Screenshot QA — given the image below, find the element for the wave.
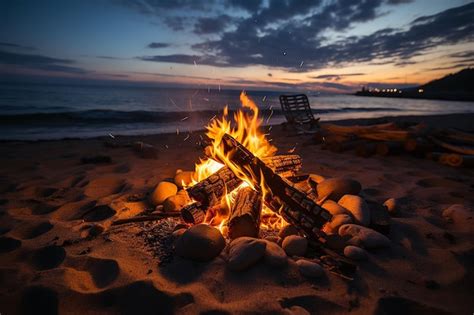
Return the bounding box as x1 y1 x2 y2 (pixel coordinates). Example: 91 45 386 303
0 107 401 125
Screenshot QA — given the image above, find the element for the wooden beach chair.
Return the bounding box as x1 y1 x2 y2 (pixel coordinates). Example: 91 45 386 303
279 94 319 134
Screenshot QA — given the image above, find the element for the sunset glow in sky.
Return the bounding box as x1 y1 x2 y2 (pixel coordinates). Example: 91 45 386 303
1 0 473 92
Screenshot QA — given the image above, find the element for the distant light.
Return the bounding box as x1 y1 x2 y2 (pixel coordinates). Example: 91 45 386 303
418 89 424 93
382 89 386 92
394 88 397 92
399 90 402 93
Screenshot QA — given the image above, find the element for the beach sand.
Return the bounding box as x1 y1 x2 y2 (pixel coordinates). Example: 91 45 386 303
0 113 473 314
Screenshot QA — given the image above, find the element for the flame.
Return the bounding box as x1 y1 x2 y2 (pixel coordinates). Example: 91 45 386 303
189 91 285 233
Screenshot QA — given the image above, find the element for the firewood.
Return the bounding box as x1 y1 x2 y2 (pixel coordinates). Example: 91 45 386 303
357 130 409 142
186 154 302 207
220 134 332 242
226 187 262 240
375 141 403 156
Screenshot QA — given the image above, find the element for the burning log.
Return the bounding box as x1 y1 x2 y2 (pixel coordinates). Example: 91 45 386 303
226 186 262 240
220 134 332 242
185 154 301 207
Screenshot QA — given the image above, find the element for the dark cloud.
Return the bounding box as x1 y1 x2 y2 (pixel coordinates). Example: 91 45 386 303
163 16 188 31
138 2 473 72
311 73 365 80
96 55 125 60
137 54 227 67
194 15 235 34
0 42 35 51
0 50 88 74
115 0 216 14
147 42 171 49
227 0 264 12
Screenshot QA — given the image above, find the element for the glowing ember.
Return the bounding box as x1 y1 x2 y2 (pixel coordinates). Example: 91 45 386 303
187 91 285 232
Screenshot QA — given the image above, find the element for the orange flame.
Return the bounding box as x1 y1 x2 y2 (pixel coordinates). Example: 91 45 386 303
189 91 285 233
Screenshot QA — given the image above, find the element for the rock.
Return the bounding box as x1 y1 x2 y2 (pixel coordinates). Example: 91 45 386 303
296 260 324 278
150 182 178 206
338 195 370 226
174 171 195 188
278 225 299 239
383 198 398 216
321 200 348 215
442 204 472 226
282 235 307 256
228 237 266 271
88 224 104 238
172 228 186 238
175 224 225 261
316 178 361 201
343 245 368 260
264 240 287 267
264 236 279 243
163 190 191 212
309 173 326 185
323 214 352 234
339 224 390 249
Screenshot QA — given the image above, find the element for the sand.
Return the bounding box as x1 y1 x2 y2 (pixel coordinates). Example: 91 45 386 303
0 113 473 314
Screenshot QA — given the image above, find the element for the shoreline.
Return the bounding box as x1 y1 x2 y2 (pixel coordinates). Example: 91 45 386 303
2 112 474 143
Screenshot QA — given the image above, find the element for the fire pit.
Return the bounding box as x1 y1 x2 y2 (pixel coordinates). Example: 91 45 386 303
139 92 393 278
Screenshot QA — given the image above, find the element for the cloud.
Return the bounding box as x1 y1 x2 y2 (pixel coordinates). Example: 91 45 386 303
311 73 365 80
0 41 35 51
147 42 171 49
0 50 88 74
136 2 473 72
194 15 235 34
227 0 264 12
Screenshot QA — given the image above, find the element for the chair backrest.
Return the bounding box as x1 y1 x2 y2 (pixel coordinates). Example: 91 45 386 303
279 94 315 124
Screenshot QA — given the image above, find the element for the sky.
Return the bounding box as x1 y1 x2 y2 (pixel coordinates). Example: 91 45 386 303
0 0 473 92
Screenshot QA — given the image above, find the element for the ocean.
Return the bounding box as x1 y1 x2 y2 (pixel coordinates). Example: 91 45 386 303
1 82 474 140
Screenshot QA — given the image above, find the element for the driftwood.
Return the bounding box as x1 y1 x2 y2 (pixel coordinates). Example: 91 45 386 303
321 122 399 135
375 141 403 156
221 134 332 241
226 187 262 240
428 152 474 168
428 136 474 155
357 130 410 142
355 141 377 157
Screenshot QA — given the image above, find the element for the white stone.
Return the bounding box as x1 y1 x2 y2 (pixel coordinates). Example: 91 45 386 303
175 224 225 261
296 260 324 278
338 195 370 226
316 178 361 201
264 240 287 267
339 224 390 249
282 235 307 256
150 181 178 206
343 245 368 260
228 237 266 271
322 200 349 215
383 198 398 215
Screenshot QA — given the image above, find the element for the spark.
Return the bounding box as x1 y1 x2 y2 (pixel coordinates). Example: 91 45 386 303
165 144 169 149
300 61 304 67
181 116 189 121
168 97 180 110
108 133 115 139
176 128 179 135
203 98 209 102
218 84 221 91
183 134 190 141
210 114 216 121
193 60 197 67
268 126 272 131
262 96 267 102
288 146 296 153
266 108 274 123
